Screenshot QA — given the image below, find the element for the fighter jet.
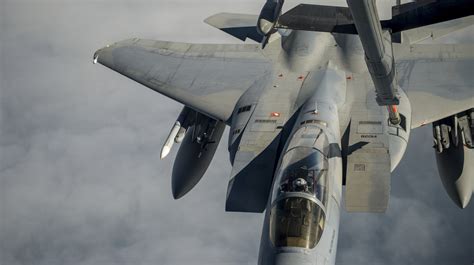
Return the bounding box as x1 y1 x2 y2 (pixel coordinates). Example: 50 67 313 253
93 0 473 264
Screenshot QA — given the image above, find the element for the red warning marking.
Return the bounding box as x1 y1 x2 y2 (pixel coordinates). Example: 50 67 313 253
346 76 352 80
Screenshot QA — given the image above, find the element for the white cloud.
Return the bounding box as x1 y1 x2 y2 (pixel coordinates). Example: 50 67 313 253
1 1 472 265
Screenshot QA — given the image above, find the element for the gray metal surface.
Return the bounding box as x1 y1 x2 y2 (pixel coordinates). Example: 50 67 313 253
432 109 474 208
275 1 474 35
345 115 391 212
394 44 474 128
435 136 473 209
400 16 474 44
172 120 225 199
226 69 307 212
347 0 399 107
342 72 392 212
94 1 473 263
94 39 271 122
204 13 263 42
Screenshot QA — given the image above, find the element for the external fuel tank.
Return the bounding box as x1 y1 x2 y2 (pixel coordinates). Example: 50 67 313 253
433 109 473 208
162 107 226 199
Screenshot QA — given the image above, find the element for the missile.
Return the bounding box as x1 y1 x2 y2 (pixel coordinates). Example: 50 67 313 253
161 121 181 159
172 120 226 199
174 127 187 144
160 106 193 159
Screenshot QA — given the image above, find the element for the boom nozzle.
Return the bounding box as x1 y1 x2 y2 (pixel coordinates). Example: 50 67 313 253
388 105 401 125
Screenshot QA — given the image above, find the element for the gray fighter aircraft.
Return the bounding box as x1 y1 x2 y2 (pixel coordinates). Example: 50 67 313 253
93 0 473 264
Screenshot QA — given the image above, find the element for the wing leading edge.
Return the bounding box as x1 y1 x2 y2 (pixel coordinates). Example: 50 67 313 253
94 39 272 122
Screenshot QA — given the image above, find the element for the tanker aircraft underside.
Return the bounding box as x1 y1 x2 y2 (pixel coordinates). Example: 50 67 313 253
94 1 473 264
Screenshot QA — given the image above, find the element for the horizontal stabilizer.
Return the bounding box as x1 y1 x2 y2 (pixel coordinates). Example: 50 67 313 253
204 13 263 42
277 4 356 34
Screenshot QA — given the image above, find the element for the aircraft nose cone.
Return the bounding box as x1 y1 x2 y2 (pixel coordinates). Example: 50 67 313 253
274 252 314 265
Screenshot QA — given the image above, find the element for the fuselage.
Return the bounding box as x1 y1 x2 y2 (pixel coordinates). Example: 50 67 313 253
258 73 345 265
93 3 474 263
226 30 411 265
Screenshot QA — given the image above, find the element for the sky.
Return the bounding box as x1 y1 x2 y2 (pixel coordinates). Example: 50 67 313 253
0 1 472 265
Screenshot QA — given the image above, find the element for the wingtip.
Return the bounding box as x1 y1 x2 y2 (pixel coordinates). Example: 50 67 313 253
93 47 106 65
93 53 99 64
203 12 228 24
203 16 213 25
92 43 116 65
203 13 224 27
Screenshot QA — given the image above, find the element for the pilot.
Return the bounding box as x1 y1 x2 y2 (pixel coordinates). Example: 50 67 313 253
292 178 309 192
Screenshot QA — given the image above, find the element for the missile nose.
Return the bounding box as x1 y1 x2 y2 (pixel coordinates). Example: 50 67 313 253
160 146 171 160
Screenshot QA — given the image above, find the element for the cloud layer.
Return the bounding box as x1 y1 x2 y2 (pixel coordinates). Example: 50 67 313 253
1 1 472 265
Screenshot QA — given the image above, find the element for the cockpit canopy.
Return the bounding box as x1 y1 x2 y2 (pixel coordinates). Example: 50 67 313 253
270 126 330 249
270 197 326 249
272 146 329 206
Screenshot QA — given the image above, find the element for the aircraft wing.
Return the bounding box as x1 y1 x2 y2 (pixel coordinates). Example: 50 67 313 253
94 39 271 122
395 44 474 129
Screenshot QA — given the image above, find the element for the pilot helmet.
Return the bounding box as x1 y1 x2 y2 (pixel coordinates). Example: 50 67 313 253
292 178 308 192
